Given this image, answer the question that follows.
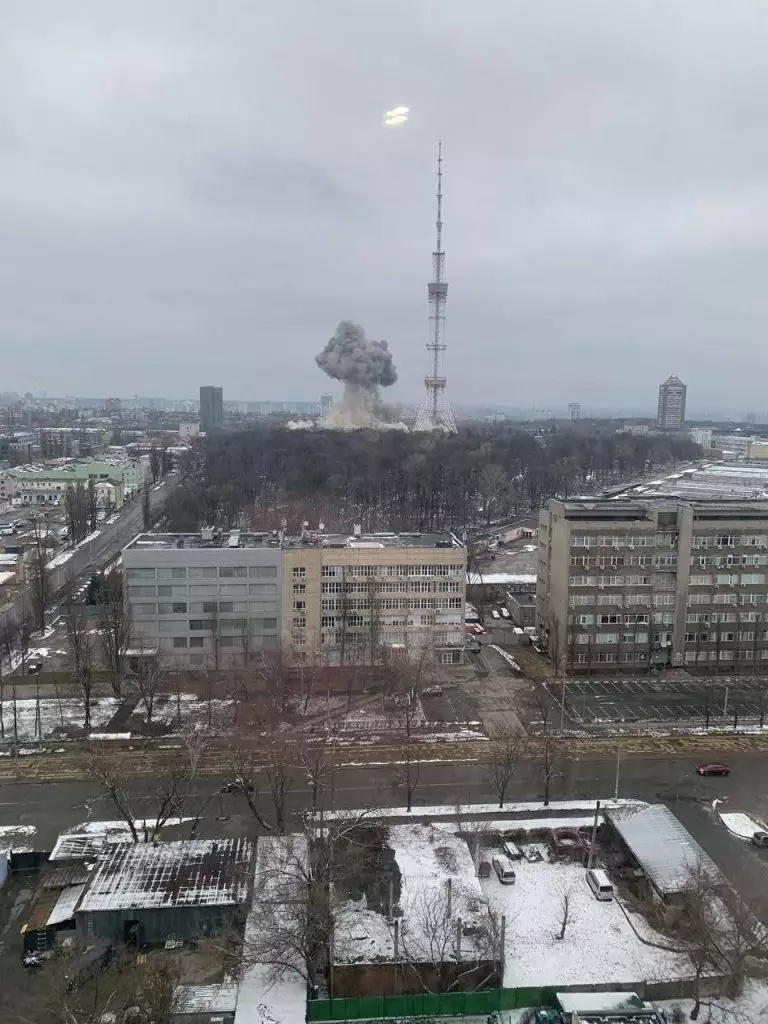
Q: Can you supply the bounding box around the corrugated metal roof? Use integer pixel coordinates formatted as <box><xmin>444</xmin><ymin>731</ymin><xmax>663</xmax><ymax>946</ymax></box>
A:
<box><xmin>172</xmin><ymin>982</ymin><xmax>239</xmax><ymax>1013</ymax></box>
<box><xmin>78</xmin><ymin>839</ymin><xmax>254</xmax><ymax>913</ymax></box>
<box><xmin>605</xmin><ymin>804</ymin><xmax>720</xmax><ymax>895</ymax></box>
<box><xmin>46</xmin><ymin>884</ymin><xmax>86</xmax><ymax>927</ymax></box>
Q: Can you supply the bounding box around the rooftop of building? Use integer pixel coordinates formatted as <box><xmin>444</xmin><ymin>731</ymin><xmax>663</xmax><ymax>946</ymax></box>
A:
<box><xmin>126</xmin><ymin>529</ymin><xmax>282</xmax><ymax>550</ymax></box>
<box><xmin>283</xmin><ymin>530</ymin><xmax>462</xmax><ymax>550</ymax></box>
<box><xmin>552</xmin><ymin>495</ymin><xmax>768</xmax><ymax>520</ymax></box>
<box><xmin>77</xmin><ymin>838</ymin><xmax>253</xmax><ymax>913</ymax></box>
<box><xmin>126</xmin><ymin>528</ymin><xmax>463</xmax><ymax>551</ymax></box>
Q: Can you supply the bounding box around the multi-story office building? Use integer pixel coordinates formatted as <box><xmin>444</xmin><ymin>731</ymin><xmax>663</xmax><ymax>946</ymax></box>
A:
<box><xmin>657</xmin><ymin>375</ymin><xmax>687</xmax><ymax>430</ymax></box>
<box><xmin>537</xmin><ymin>498</ymin><xmax>768</xmax><ymax>674</ymax></box>
<box><xmin>199</xmin><ymin>386</ymin><xmax>224</xmax><ymax>432</ymax></box>
<box><xmin>281</xmin><ymin>531</ymin><xmax>467</xmax><ymax>665</ymax></box>
<box><xmin>123</xmin><ymin>529</ymin><xmax>282</xmax><ymax>668</ymax></box>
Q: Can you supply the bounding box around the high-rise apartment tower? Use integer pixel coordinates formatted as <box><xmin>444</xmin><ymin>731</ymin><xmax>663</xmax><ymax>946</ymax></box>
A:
<box><xmin>657</xmin><ymin>375</ymin><xmax>686</xmax><ymax>430</ymax></box>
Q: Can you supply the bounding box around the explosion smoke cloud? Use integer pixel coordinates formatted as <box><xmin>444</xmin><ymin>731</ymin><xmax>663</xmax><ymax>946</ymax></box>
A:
<box><xmin>315</xmin><ymin>320</ymin><xmax>397</xmax><ymax>390</ymax></box>
<box><xmin>313</xmin><ymin>320</ymin><xmax>403</xmax><ymax>430</ymax></box>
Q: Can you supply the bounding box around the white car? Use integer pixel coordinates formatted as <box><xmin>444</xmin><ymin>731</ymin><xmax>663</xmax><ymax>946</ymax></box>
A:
<box><xmin>500</xmin><ymin>608</ymin><xmax>510</xmax><ymax>619</ymax></box>
<box><xmin>491</xmin><ymin>609</ymin><xmax>500</xmax><ymax>619</ymax></box>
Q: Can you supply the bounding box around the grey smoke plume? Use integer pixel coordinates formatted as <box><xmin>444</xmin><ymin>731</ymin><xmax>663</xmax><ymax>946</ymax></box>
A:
<box><xmin>316</xmin><ymin>320</ymin><xmax>397</xmax><ymax>389</ymax></box>
<box><xmin>315</xmin><ymin>320</ymin><xmax>401</xmax><ymax>429</ymax></box>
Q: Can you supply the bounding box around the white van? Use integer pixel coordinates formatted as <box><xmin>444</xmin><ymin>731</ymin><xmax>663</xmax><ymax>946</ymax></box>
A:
<box><xmin>492</xmin><ymin>856</ymin><xmax>516</xmax><ymax>884</ymax></box>
<box><xmin>586</xmin><ymin>868</ymin><xmax>613</xmax><ymax>901</ymax></box>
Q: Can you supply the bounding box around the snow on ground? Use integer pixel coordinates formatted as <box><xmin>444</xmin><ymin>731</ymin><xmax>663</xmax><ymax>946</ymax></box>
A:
<box><xmin>439</xmin><ymin>816</ymin><xmax>598</xmax><ymax>833</ymax></box>
<box><xmin>334</xmin><ymin>896</ymin><xmax>395</xmax><ymax>962</ymax></box>
<box><xmin>65</xmin><ymin>817</ymin><xmax>193</xmax><ymax>836</ymax></box>
<box><xmin>234</xmin><ymin>962</ymin><xmax>306</xmax><ymax>1024</ymax></box>
<box><xmin>0</xmin><ymin>697</ymin><xmax>120</xmax><ymax>740</ymax></box>
<box><xmin>719</xmin><ymin>812</ymin><xmax>766</xmax><ymax>840</ymax></box>
<box><xmin>656</xmin><ymin>980</ymin><xmax>768</xmax><ymax>1024</ymax></box>
<box><xmin>321</xmin><ymin>798</ymin><xmax>646</xmax><ymax>822</ymax></box>
<box><xmin>481</xmin><ymin>853</ymin><xmax>683</xmax><ymax>987</ymax></box>
<box><xmin>0</xmin><ymin>825</ymin><xmax>36</xmax><ymax>837</ymax></box>
<box><xmin>488</xmin><ymin>645</ymin><xmax>521</xmax><ymax>671</ymax></box>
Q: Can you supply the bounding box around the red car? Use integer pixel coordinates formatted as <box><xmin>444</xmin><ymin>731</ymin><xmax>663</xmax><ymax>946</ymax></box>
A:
<box><xmin>696</xmin><ymin>763</ymin><xmax>730</xmax><ymax>777</ymax></box>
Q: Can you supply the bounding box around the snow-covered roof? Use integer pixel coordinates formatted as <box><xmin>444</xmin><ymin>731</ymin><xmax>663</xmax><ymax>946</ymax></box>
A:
<box><xmin>467</xmin><ymin>573</ymin><xmax>536</xmax><ymax>585</ymax></box>
<box><xmin>606</xmin><ymin>804</ymin><xmax>720</xmax><ymax>896</ymax></box>
<box><xmin>172</xmin><ymin>982</ymin><xmax>239</xmax><ymax>1014</ymax></box>
<box><xmin>46</xmin><ymin>884</ymin><xmax>86</xmax><ymax>926</ymax></box>
<box><xmin>77</xmin><ymin>838</ymin><xmax>254</xmax><ymax>912</ymax></box>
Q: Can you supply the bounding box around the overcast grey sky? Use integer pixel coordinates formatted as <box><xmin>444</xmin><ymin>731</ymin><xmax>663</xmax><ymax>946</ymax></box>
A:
<box><xmin>4</xmin><ymin>1</ymin><xmax>768</xmax><ymax>412</ymax></box>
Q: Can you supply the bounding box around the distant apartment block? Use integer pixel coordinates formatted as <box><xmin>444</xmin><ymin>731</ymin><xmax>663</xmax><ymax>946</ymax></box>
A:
<box><xmin>281</xmin><ymin>531</ymin><xmax>467</xmax><ymax>666</ymax></box>
<box><xmin>656</xmin><ymin>375</ymin><xmax>687</xmax><ymax>430</ymax></box>
<box><xmin>537</xmin><ymin>497</ymin><xmax>768</xmax><ymax>674</ymax></box>
<box><xmin>123</xmin><ymin>530</ymin><xmax>282</xmax><ymax>668</ymax></box>
<box><xmin>199</xmin><ymin>385</ymin><xmax>224</xmax><ymax>432</ymax></box>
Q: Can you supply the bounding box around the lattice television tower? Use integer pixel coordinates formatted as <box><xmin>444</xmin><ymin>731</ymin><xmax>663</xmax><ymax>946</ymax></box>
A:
<box><xmin>415</xmin><ymin>142</ymin><xmax>457</xmax><ymax>433</ymax></box>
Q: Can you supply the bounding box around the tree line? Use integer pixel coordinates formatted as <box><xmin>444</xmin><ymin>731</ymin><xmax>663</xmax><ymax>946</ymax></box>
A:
<box><xmin>163</xmin><ymin>422</ymin><xmax>700</xmax><ymax>534</ymax></box>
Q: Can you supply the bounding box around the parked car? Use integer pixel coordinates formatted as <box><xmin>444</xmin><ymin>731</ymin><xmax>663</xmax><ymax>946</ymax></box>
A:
<box><xmin>502</xmin><ymin>840</ymin><xmax>523</xmax><ymax>860</ymax></box>
<box><xmin>220</xmin><ymin>777</ymin><xmax>255</xmax><ymax>794</ymax></box>
<box><xmin>26</xmin><ymin>661</ymin><xmax>43</xmax><ymax>675</ymax></box>
<box><xmin>500</xmin><ymin>608</ymin><xmax>511</xmax><ymax>619</ymax></box>
<box><xmin>696</xmin><ymin>762</ymin><xmax>730</xmax><ymax>776</ymax></box>
<box><xmin>491</xmin><ymin>855</ymin><xmax>516</xmax><ymax>884</ymax></box>
<box><xmin>752</xmin><ymin>831</ymin><xmax>768</xmax><ymax>847</ymax></box>
<box><xmin>491</xmin><ymin>609</ymin><xmax>500</xmax><ymax>620</ymax></box>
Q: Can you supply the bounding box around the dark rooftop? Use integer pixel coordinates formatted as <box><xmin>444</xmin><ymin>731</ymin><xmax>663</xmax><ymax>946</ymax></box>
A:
<box><xmin>77</xmin><ymin>838</ymin><xmax>254</xmax><ymax>912</ymax></box>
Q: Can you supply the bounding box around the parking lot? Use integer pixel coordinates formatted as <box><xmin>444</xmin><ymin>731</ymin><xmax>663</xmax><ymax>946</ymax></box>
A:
<box><xmin>550</xmin><ymin>675</ymin><xmax>768</xmax><ymax>726</ymax></box>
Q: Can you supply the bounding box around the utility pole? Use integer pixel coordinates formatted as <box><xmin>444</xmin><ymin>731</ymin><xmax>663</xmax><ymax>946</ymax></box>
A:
<box><xmin>559</xmin><ymin>680</ymin><xmax>566</xmax><ymax>734</ymax></box>
<box><xmin>588</xmin><ymin>799</ymin><xmax>601</xmax><ymax>869</ymax></box>
<box><xmin>614</xmin><ymin>746</ymin><xmax>621</xmax><ymax>800</ymax></box>
<box><xmin>723</xmin><ymin>685</ymin><xmax>729</xmax><ymax>719</ymax></box>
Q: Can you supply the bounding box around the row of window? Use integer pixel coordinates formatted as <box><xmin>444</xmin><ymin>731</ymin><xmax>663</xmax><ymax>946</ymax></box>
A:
<box><xmin>691</xmin><ymin>554</ymin><xmax>768</xmax><ymax>568</ymax></box>
<box><xmin>692</xmin><ymin>534</ymin><xmax>767</xmax><ymax>548</ymax></box>
<box><xmin>570</xmin><ymin>555</ymin><xmax>677</xmax><ymax>569</ymax></box>
<box><xmin>686</xmin><ymin>611</ymin><xmax>764</xmax><ymax>623</ymax></box>
<box><xmin>574</xmin><ymin>632</ymin><xmax>650</xmax><ymax>645</ymax></box>
<box><xmin>685</xmin><ymin>649</ymin><xmax>768</xmax><ymax>662</ymax></box>
<box><xmin>571</xmin><ymin>533</ymin><xmax>675</xmax><ymax>549</ymax></box>
<box><xmin>131</xmin><ymin>600</ymin><xmax>277</xmax><ymax>616</ymax></box>
<box><xmin>689</xmin><ymin>573</ymin><xmax>766</xmax><ymax>586</ymax></box>
<box><xmin>136</xmin><ymin>616</ymin><xmax>277</xmax><ymax>634</ymax></box>
<box><xmin>163</xmin><ymin>634</ymin><xmax>278</xmax><ymax>651</ymax></box>
<box><xmin>319</xmin><ymin>597</ymin><xmax>463</xmax><ymax>612</ymax></box>
<box><xmin>684</xmin><ymin>630</ymin><xmax>764</xmax><ymax>643</ymax></box>
<box><xmin>574</xmin><ymin>613</ymin><xmax>651</xmax><ymax>626</ymax></box>
<box><xmin>572</xmin><ymin>651</ymin><xmax>648</xmax><ymax>664</ymax></box>
<box><xmin>126</xmin><ymin>565</ymin><xmax>277</xmax><ymax>580</ymax></box>
<box><xmin>689</xmin><ymin>593</ymin><xmax>766</xmax><ymax>605</ymax></box>
<box><xmin>319</xmin><ymin>563</ymin><xmax>465</xmax><ymax>578</ymax></box>
<box><xmin>128</xmin><ymin>583</ymin><xmax>277</xmax><ymax>598</ymax></box>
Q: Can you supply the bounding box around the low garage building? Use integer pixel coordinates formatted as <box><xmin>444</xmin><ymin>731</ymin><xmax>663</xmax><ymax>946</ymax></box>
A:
<box><xmin>75</xmin><ymin>838</ymin><xmax>254</xmax><ymax>946</ymax></box>
<box><xmin>604</xmin><ymin>804</ymin><xmax>720</xmax><ymax>903</ymax></box>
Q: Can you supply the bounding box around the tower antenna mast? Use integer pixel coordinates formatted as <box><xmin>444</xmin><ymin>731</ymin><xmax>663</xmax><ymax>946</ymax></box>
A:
<box><xmin>415</xmin><ymin>141</ymin><xmax>457</xmax><ymax>432</ymax></box>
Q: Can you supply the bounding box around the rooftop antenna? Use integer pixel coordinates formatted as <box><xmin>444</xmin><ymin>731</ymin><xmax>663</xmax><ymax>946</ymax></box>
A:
<box><xmin>415</xmin><ymin>141</ymin><xmax>457</xmax><ymax>433</ymax></box>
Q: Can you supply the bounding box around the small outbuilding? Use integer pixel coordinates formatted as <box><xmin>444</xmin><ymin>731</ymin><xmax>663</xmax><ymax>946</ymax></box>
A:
<box><xmin>605</xmin><ymin>804</ymin><xmax>719</xmax><ymax>902</ymax></box>
<box><xmin>75</xmin><ymin>838</ymin><xmax>254</xmax><ymax>946</ymax></box>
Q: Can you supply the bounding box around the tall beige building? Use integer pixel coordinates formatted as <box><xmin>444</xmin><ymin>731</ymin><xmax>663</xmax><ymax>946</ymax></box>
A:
<box><xmin>281</xmin><ymin>532</ymin><xmax>466</xmax><ymax>666</ymax></box>
<box><xmin>657</xmin><ymin>374</ymin><xmax>687</xmax><ymax>430</ymax></box>
<box><xmin>537</xmin><ymin>498</ymin><xmax>768</xmax><ymax>674</ymax></box>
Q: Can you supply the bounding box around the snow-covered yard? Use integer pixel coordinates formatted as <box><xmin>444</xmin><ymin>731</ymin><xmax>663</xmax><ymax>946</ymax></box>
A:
<box><xmin>0</xmin><ymin>696</ymin><xmax>120</xmax><ymax>740</ymax></box>
<box><xmin>481</xmin><ymin>851</ymin><xmax>684</xmax><ymax>988</ymax></box>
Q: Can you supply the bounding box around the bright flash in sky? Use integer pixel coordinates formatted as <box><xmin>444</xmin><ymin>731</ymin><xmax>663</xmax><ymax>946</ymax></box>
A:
<box><xmin>383</xmin><ymin>105</ymin><xmax>409</xmax><ymax>126</ymax></box>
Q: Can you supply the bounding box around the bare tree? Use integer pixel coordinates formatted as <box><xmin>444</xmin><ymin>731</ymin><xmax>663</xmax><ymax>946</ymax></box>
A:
<box><xmin>399</xmin><ymin>883</ymin><xmax>502</xmax><ymax>993</ymax></box>
<box><xmin>63</xmin><ymin>596</ymin><xmax>95</xmax><ymax>733</ymax></box>
<box><xmin>229</xmin><ymin>737</ymin><xmax>298</xmax><ymax>833</ymax></box>
<box><xmin>555</xmin><ymin>883</ymin><xmax>573</xmax><ymax>940</ymax></box>
<box><xmin>301</xmin><ymin>745</ymin><xmax>338</xmax><ymax>816</ymax></box>
<box><xmin>486</xmin><ymin>732</ymin><xmax>523</xmax><ymax>809</ymax></box>
<box><xmin>132</xmin><ymin>650</ymin><xmax>163</xmax><ymax>725</ymax></box>
<box><xmin>88</xmin><ymin>744</ymin><xmax>199</xmax><ymax>843</ymax></box>
<box><xmin>99</xmin><ymin>567</ymin><xmax>131</xmax><ymax>699</ymax></box>
<box><xmin>29</xmin><ymin>512</ymin><xmax>54</xmax><ymax>631</ymax></box>
<box><xmin>240</xmin><ymin>833</ymin><xmax>332</xmax><ymax>994</ymax></box>
<box><xmin>536</xmin><ymin>693</ymin><xmax>561</xmax><ymax>807</ymax></box>
<box><xmin>392</xmin><ymin>734</ymin><xmax>421</xmax><ymax>813</ymax></box>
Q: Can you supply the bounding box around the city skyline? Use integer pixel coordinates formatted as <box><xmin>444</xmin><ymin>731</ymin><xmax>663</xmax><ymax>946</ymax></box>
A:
<box><xmin>6</xmin><ymin>3</ymin><xmax>768</xmax><ymax>408</ymax></box>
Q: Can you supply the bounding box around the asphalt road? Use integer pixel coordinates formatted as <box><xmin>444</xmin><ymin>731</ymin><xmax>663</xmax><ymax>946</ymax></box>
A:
<box><xmin>4</xmin><ymin>751</ymin><xmax>768</xmax><ymax>907</ymax></box>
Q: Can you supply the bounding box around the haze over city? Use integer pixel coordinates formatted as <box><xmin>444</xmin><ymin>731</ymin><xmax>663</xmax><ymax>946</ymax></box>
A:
<box><xmin>6</xmin><ymin>1</ymin><xmax>768</xmax><ymax>411</ymax></box>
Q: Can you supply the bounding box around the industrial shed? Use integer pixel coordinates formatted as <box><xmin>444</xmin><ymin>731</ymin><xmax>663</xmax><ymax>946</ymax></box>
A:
<box><xmin>605</xmin><ymin>804</ymin><xmax>720</xmax><ymax>902</ymax></box>
<box><xmin>75</xmin><ymin>838</ymin><xmax>254</xmax><ymax>946</ymax></box>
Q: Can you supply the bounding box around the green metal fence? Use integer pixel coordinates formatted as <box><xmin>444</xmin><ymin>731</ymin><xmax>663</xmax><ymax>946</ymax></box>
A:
<box><xmin>307</xmin><ymin>987</ymin><xmax>556</xmax><ymax>1021</ymax></box>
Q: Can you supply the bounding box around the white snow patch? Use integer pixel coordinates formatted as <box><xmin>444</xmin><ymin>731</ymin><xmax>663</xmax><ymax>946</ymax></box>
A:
<box><xmin>656</xmin><ymin>979</ymin><xmax>768</xmax><ymax>1024</ymax></box>
<box><xmin>719</xmin><ymin>811</ymin><xmax>766</xmax><ymax>841</ymax></box>
<box><xmin>0</xmin><ymin>697</ymin><xmax>120</xmax><ymax>741</ymax></box>
<box><xmin>488</xmin><ymin>644</ymin><xmax>522</xmax><ymax>671</ymax></box>
<box><xmin>321</xmin><ymin>798</ymin><xmax>646</xmax><ymax>822</ymax></box>
<box><xmin>482</xmin><ymin>855</ymin><xmax>683</xmax><ymax>987</ymax></box>
<box><xmin>0</xmin><ymin>824</ymin><xmax>36</xmax><ymax>837</ymax></box>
